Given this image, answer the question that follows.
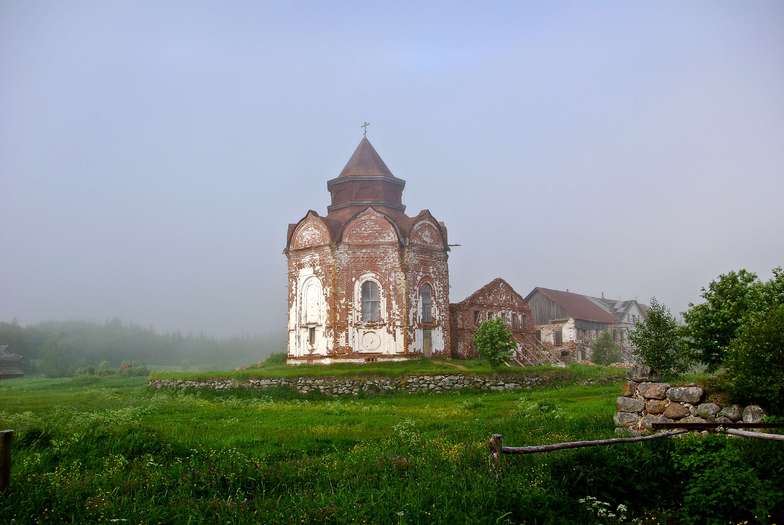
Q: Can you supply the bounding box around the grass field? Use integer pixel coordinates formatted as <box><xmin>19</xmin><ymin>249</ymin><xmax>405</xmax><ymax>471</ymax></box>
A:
<box><xmin>1</xmin><ymin>373</ymin><xmax>782</xmax><ymax>523</ymax></box>
<box><xmin>150</xmin><ymin>358</ymin><xmax>628</xmax><ymax>381</ymax></box>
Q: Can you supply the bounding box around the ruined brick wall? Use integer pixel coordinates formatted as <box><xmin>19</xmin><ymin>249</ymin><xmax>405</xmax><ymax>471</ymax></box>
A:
<box><xmin>285</xmin><ymin>138</ymin><xmax>452</xmax><ymax>364</ymax></box>
<box><xmin>405</xmin><ymin>218</ymin><xmax>451</xmax><ymax>357</ymax></box>
<box><xmin>450</xmin><ymin>279</ymin><xmax>537</xmax><ymax>359</ymax></box>
<box><xmin>286</xmin><ymin>213</ymin><xmax>336</xmax><ymax>358</ymax></box>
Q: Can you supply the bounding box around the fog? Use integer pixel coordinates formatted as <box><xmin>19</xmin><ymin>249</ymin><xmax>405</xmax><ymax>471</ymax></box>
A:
<box><xmin>2</xmin><ymin>1</ymin><xmax>782</xmax><ymax>337</ymax></box>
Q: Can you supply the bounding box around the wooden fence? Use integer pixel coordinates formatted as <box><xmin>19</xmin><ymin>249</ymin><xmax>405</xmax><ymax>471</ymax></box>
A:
<box><xmin>0</xmin><ymin>430</ymin><xmax>12</xmax><ymax>493</ymax></box>
<box><xmin>488</xmin><ymin>422</ymin><xmax>784</xmax><ymax>470</ymax></box>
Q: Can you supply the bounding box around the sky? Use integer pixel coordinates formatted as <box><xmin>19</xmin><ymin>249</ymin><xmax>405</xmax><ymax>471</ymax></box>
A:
<box><xmin>1</xmin><ymin>1</ymin><xmax>783</xmax><ymax>337</ymax></box>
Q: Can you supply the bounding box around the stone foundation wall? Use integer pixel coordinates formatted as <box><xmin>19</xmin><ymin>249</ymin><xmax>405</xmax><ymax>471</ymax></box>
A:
<box><xmin>614</xmin><ymin>379</ymin><xmax>766</xmax><ymax>433</ymax></box>
<box><xmin>149</xmin><ymin>373</ymin><xmax>609</xmax><ymax>396</ymax></box>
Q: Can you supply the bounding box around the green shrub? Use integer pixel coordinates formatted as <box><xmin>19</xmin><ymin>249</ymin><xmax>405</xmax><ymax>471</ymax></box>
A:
<box><xmin>263</xmin><ymin>352</ymin><xmax>288</xmax><ymax>366</ymax></box>
<box><xmin>726</xmin><ymin>305</ymin><xmax>784</xmax><ymax>414</ymax></box>
<box><xmin>629</xmin><ymin>298</ymin><xmax>688</xmax><ymax>376</ymax></box>
<box><xmin>118</xmin><ymin>361</ymin><xmax>149</xmax><ymax>376</ymax></box>
<box><xmin>590</xmin><ymin>332</ymin><xmax>622</xmax><ymax>365</ymax></box>
<box><xmin>473</xmin><ymin>318</ymin><xmax>516</xmax><ymax>368</ymax></box>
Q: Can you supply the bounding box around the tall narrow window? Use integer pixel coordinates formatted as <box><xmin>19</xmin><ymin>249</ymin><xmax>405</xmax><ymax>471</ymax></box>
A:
<box><xmin>473</xmin><ymin>310</ymin><xmax>480</xmax><ymax>325</ymax></box>
<box><xmin>308</xmin><ymin>327</ymin><xmax>316</xmax><ymax>346</ymax></box>
<box><xmin>554</xmin><ymin>328</ymin><xmax>563</xmax><ymax>346</ymax></box>
<box><xmin>420</xmin><ymin>284</ymin><xmax>433</xmax><ymax>323</ymax></box>
<box><xmin>361</xmin><ymin>280</ymin><xmax>381</xmax><ymax>322</ymax></box>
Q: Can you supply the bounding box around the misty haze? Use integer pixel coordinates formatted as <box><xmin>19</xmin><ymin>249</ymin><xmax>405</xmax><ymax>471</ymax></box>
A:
<box><xmin>1</xmin><ymin>2</ymin><xmax>783</xmax><ymax>524</ymax></box>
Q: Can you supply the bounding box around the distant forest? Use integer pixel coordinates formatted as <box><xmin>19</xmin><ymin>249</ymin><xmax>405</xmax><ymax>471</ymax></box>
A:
<box><xmin>0</xmin><ymin>319</ymin><xmax>284</xmax><ymax>376</ymax></box>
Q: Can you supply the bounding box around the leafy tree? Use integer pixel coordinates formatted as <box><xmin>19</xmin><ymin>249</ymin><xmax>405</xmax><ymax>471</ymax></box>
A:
<box><xmin>725</xmin><ymin>304</ymin><xmax>784</xmax><ymax>414</ymax></box>
<box><xmin>590</xmin><ymin>331</ymin><xmax>622</xmax><ymax>365</ymax></box>
<box><xmin>629</xmin><ymin>298</ymin><xmax>687</xmax><ymax>376</ymax></box>
<box><xmin>682</xmin><ymin>269</ymin><xmax>759</xmax><ymax>369</ymax></box>
<box><xmin>473</xmin><ymin>318</ymin><xmax>516</xmax><ymax>368</ymax></box>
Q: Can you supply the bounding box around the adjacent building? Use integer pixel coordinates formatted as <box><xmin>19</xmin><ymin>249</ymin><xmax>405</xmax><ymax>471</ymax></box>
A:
<box><xmin>0</xmin><ymin>345</ymin><xmax>24</xmax><ymax>379</ymax></box>
<box><xmin>449</xmin><ymin>278</ymin><xmax>542</xmax><ymax>362</ymax></box>
<box><xmin>525</xmin><ymin>287</ymin><xmax>648</xmax><ymax>361</ymax></box>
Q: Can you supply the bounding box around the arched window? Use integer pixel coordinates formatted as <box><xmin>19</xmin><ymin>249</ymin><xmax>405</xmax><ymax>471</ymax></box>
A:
<box><xmin>303</xmin><ymin>279</ymin><xmax>322</xmax><ymax>324</ymax></box>
<box><xmin>361</xmin><ymin>280</ymin><xmax>381</xmax><ymax>322</ymax></box>
<box><xmin>420</xmin><ymin>284</ymin><xmax>433</xmax><ymax>323</ymax></box>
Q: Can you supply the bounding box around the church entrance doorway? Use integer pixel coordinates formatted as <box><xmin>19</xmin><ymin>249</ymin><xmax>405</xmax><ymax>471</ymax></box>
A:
<box><xmin>422</xmin><ymin>329</ymin><xmax>432</xmax><ymax>358</ymax></box>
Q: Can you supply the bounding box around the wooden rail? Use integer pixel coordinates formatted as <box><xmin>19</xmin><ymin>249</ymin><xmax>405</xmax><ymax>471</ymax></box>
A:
<box><xmin>489</xmin><ymin>423</ymin><xmax>784</xmax><ymax>470</ymax></box>
<box><xmin>0</xmin><ymin>430</ymin><xmax>12</xmax><ymax>493</ymax></box>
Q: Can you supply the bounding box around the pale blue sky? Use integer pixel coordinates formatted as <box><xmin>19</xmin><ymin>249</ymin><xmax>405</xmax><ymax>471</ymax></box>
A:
<box><xmin>2</xmin><ymin>1</ymin><xmax>783</xmax><ymax>336</ymax></box>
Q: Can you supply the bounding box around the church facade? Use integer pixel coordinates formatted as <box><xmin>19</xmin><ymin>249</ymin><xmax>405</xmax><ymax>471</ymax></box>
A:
<box><xmin>284</xmin><ymin>137</ymin><xmax>451</xmax><ymax>363</ymax></box>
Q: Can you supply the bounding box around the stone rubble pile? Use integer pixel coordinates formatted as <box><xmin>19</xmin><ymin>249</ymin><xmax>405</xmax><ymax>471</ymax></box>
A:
<box><xmin>614</xmin><ymin>378</ymin><xmax>766</xmax><ymax>432</ymax></box>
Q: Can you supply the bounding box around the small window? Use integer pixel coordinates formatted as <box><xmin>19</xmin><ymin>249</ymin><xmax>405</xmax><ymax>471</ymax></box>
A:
<box><xmin>420</xmin><ymin>284</ymin><xmax>433</xmax><ymax>323</ymax></box>
<box><xmin>473</xmin><ymin>310</ymin><xmax>480</xmax><ymax>325</ymax></box>
<box><xmin>554</xmin><ymin>328</ymin><xmax>563</xmax><ymax>346</ymax></box>
<box><xmin>308</xmin><ymin>327</ymin><xmax>316</xmax><ymax>346</ymax></box>
<box><xmin>361</xmin><ymin>280</ymin><xmax>381</xmax><ymax>322</ymax></box>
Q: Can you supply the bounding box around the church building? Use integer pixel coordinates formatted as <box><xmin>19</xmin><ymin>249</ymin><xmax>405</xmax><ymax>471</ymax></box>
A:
<box><xmin>284</xmin><ymin>135</ymin><xmax>451</xmax><ymax>363</ymax></box>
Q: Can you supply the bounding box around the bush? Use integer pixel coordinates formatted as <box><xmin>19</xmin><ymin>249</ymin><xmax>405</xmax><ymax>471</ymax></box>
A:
<box><xmin>590</xmin><ymin>332</ymin><xmax>622</xmax><ymax>365</ymax></box>
<box><xmin>473</xmin><ymin>318</ymin><xmax>516</xmax><ymax>368</ymax></box>
<box><xmin>629</xmin><ymin>298</ymin><xmax>688</xmax><ymax>376</ymax></box>
<box><xmin>118</xmin><ymin>361</ymin><xmax>150</xmax><ymax>376</ymax></box>
<box><xmin>263</xmin><ymin>352</ymin><xmax>288</xmax><ymax>366</ymax></box>
<box><xmin>726</xmin><ymin>305</ymin><xmax>784</xmax><ymax>414</ymax></box>
<box><xmin>682</xmin><ymin>268</ymin><xmax>784</xmax><ymax>370</ymax></box>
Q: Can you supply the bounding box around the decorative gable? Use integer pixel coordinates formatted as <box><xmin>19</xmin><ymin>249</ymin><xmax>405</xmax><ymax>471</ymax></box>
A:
<box><xmin>410</xmin><ymin>221</ymin><xmax>443</xmax><ymax>249</ymax></box>
<box><xmin>342</xmin><ymin>208</ymin><xmax>399</xmax><ymax>245</ymax></box>
<box><xmin>291</xmin><ymin>214</ymin><xmax>330</xmax><ymax>250</ymax></box>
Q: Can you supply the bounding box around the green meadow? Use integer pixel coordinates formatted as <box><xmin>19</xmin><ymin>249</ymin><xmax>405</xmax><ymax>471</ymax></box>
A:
<box><xmin>1</xmin><ymin>371</ymin><xmax>782</xmax><ymax>523</ymax></box>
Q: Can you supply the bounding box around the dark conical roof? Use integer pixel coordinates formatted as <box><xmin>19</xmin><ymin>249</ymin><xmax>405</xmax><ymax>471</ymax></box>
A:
<box><xmin>339</xmin><ymin>137</ymin><xmax>394</xmax><ymax>178</ymax></box>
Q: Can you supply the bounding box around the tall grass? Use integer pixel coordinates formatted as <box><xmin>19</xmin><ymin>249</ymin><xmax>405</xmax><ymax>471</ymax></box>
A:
<box><xmin>1</xmin><ymin>376</ymin><xmax>782</xmax><ymax>523</ymax></box>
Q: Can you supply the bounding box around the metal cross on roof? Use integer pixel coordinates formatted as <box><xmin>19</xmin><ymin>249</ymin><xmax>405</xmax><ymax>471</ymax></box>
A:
<box><xmin>361</xmin><ymin>121</ymin><xmax>370</xmax><ymax>137</ymax></box>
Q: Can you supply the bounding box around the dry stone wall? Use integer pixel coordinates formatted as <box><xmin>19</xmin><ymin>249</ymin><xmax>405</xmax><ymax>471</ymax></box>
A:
<box><xmin>149</xmin><ymin>373</ymin><xmax>611</xmax><ymax>396</ymax></box>
<box><xmin>615</xmin><ymin>379</ymin><xmax>766</xmax><ymax>433</ymax></box>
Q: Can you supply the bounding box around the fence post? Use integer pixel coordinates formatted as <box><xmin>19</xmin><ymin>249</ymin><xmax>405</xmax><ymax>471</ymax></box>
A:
<box><xmin>488</xmin><ymin>433</ymin><xmax>503</xmax><ymax>472</ymax></box>
<box><xmin>0</xmin><ymin>429</ymin><xmax>12</xmax><ymax>493</ymax></box>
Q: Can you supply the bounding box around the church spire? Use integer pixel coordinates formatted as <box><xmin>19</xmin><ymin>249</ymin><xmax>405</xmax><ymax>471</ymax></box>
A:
<box><xmin>338</xmin><ymin>136</ymin><xmax>394</xmax><ymax>178</ymax></box>
<box><xmin>327</xmin><ymin>136</ymin><xmax>406</xmax><ymax>212</ymax></box>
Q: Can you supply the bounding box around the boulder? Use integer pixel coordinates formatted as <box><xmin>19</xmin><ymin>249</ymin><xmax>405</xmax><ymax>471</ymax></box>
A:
<box><xmin>641</xmin><ymin>414</ymin><xmax>673</xmax><ymax>430</ymax></box>
<box><xmin>679</xmin><ymin>416</ymin><xmax>707</xmax><ymax>424</ymax></box>
<box><xmin>614</xmin><ymin>412</ymin><xmax>640</xmax><ymax>427</ymax></box>
<box><xmin>621</xmin><ymin>381</ymin><xmax>638</xmax><ymax>397</ymax></box>
<box><xmin>628</xmin><ymin>365</ymin><xmax>659</xmax><ymax>382</ymax></box>
<box><xmin>718</xmin><ymin>404</ymin><xmax>742</xmax><ymax>422</ymax></box>
<box><xmin>742</xmin><ymin>405</ymin><xmax>766</xmax><ymax>423</ymax></box>
<box><xmin>663</xmin><ymin>403</ymin><xmax>690</xmax><ymax>419</ymax></box>
<box><xmin>695</xmin><ymin>403</ymin><xmax>721</xmax><ymax>420</ymax></box>
<box><xmin>638</xmin><ymin>382</ymin><xmax>670</xmax><ymax>400</ymax></box>
<box><xmin>667</xmin><ymin>386</ymin><xmax>703</xmax><ymax>404</ymax></box>
<box><xmin>616</xmin><ymin>396</ymin><xmax>645</xmax><ymax>413</ymax></box>
<box><xmin>646</xmin><ymin>399</ymin><xmax>668</xmax><ymax>415</ymax></box>
<box><xmin>715</xmin><ymin>416</ymin><xmax>733</xmax><ymax>424</ymax></box>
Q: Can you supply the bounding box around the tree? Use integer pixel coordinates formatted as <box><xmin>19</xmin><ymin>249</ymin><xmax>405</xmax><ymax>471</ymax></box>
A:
<box><xmin>682</xmin><ymin>269</ymin><xmax>759</xmax><ymax>369</ymax></box>
<box><xmin>726</xmin><ymin>304</ymin><xmax>784</xmax><ymax>414</ymax></box>
<box><xmin>473</xmin><ymin>318</ymin><xmax>516</xmax><ymax>368</ymax></box>
<box><xmin>590</xmin><ymin>331</ymin><xmax>622</xmax><ymax>365</ymax></box>
<box><xmin>629</xmin><ymin>298</ymin><xmax>687</xmax><ymax>376</ymax></box>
